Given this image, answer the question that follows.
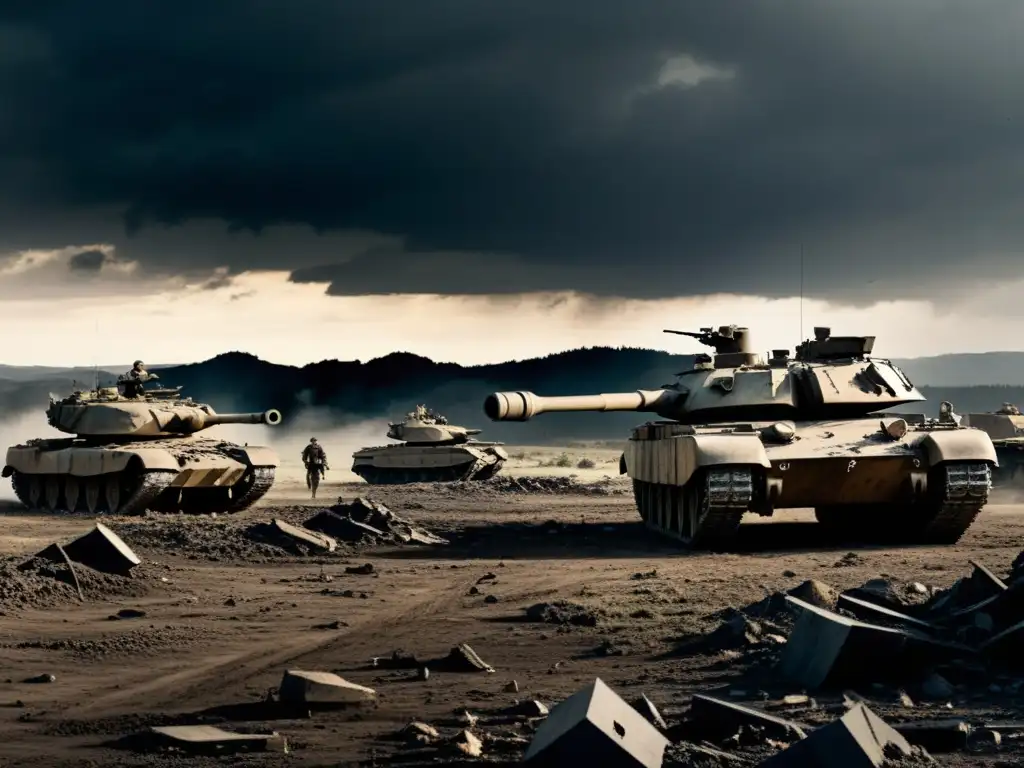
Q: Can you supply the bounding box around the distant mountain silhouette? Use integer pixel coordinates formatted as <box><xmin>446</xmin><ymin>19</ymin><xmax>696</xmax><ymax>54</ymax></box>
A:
<box><xmin>2</xmin><ymin>349</ymin><xmax>1023</xmax><ymax>442</ymax></box>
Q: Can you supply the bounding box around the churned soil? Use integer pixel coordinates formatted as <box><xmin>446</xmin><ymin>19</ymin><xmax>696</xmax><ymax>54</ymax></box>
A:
<box><xmin>0</xmin><ymin>466</ymin><xmax>1021</xmax><ymax>767</ymax></box>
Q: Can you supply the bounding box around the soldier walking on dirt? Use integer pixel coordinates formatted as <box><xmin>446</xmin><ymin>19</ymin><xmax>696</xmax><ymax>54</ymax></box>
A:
<box><xmin>302</xmin><ymin>437</ymin><xmax>328</xmax><ymax>499</ymax></box>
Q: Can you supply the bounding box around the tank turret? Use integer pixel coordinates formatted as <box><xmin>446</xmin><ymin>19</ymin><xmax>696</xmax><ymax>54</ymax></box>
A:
<box><xmin>4</xmin><ymin>381</ymin><xmax>283</xmax><ymax>517</ymax></box>
<box><xmin>486</xmin><ymin>326</ymin><xmax>922</xmax><ymax>425</ymax></box>
<box><xmin>385</xmin><ymin>407</ymin><xmax>481</xmax><ymax>445</ymax></box>
<box><xmin>960</xmin><ymin>404</ymin><xmax>1024</xmax><ymax>488</ymax></box>
<box><xmin>45</xmin><ymin>386</ymin><xmax>282</xmax><ymax>438</ymax></box>
<box><xmin>482</xmin><ymin>324</ymin><xmax>996</xmax><ymax>551</ymax></box>
<box><xmin>352</xmin><ymin>404</ymin><xmax>507</xmax><ymax>484</ymax></box>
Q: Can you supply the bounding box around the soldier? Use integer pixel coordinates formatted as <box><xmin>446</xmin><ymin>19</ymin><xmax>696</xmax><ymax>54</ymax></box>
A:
<box><xmin>301</xmin><ymin>437</ymin><xmax>328</xmax><ymax>499</ymax></box>
<box><xmin>119</xmin><ymin>360</ymin><xmax>159</xmax><ymax>398</ymax></box>
<box><xmin>415</xmin><ymin>404</ymin><xmax>428</xmax><ymax>419</ymax></box>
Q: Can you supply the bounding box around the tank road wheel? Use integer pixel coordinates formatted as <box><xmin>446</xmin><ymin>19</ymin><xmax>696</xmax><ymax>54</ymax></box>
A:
<box><xmin>10</xmin><ymin>472</ymin><xmax>36</xmax><ymax>509</ymax></box>
<box><xmin>897</xmin><ymin>461</ymin><xmax>992</xmax><ymax>545</ymax></box>
<box><xmin>104</xmin><ymin>476</ymin><xmax>121</xmax><ymax>514</ymax></box>
<box><xmin>43</xmin><ymin>476</ymin><xmax>62</xmax><ymax>512</ymax></box>
<box><xmin>632</xmin><ymin>469</ymin><xmax>752</xmax><ymax>550</ymax></box>
<box><xmin>64</xmin><ymin>477</ymin><xmax>81</xmax><ymax>512</ymax></box>
<box><xmin>97</xmin><ymin>467</ymin><xmax>177</xmax><ymax>516</ymax></box>
<box><xmin>84</xmin><ymin>479</ymin><xmax>101</xmax><ymax>513</ymax></box>
<box><xmin>26</xmin><ymin>475</ymin><xmax>42</xmax><ymax>507</ymax></box>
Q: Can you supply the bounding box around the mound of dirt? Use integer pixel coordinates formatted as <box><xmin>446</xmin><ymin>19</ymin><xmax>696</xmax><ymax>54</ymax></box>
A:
<box><xmin>112</xmin><ymin>518</ymin><xmax>312</xmax><ymax>562</ymax></box>
<box><xmin>525</xmin><ymin>600</ymin><xmax>602</xmax><ymax>627</ymax></box>
<box><xmin>433</xmin><ymin>475</ymin><xmax>630</xmax><ymax>497</ymax></box>
<box><xmin>0</xmin><ymin>555</ymin><xmax>155</xmax><ymax>613</ymax></box>
<box><xmin>14</xmin><ymin>625</ymin><xmax>217</xmax><ymax>660</ymax></box>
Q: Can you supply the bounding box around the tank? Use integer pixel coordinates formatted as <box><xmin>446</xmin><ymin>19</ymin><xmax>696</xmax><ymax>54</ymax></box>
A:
<box><xmin>483</xmin><ymin>325</ymin><xmax>998</xmax><ymax>549</ymax></box>
<box><xmin>351</xmin><ymin>404</ymin><xmax>508</xmax><ymax>483</ymax></box>
<box><xmin>961</xmin><ymin>404</ymin><xmax>1024</xmax><ymax>488</ymax></box>
<box><xmin>2</xmin><ymin>382</ymin><xmax>283</xmax><ymax>515</ymax></box>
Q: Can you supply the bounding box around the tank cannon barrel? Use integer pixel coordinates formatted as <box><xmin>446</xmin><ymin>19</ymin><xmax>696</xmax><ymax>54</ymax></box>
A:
<box><xmin>203</xmin><ymin>409</ymin><xmax>283</xmax><ymax>427</ymax></box>
<box><xmin>484</xmin><ymin>390</ymin><xmax>676</xmax><ymax>422</ymax></box>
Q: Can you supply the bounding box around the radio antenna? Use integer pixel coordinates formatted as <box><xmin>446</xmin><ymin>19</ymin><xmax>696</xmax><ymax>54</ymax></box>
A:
<box><xmin>799</xmin><ymin>243</ymin><xmax>804</xmax><ymax>342</ymax></box>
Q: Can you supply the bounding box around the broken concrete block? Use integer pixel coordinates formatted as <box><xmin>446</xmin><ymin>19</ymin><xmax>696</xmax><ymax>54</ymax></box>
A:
<box><xmin>303</xmin><ymin>510</ymin><xmax>385</xmax><ymax>542</ymax></box>
<box><xmin>836</xmin><ymin>594</ymin><xmax>937</xmax><ymax>632</ymax></box>
<box><xmin>523</xmin><ymin>677</ymin><xmax>669</xmax><ymax>767</ymax></box>
<box><xmin>759</xmin><ymin>703</ymin><xmax>915</xmax><ymax>767</ymax></box>
<box><xmin>270</xmin><ymin>519</ymin><xmax>336</xmax><ymax>552</ymax></box>
<box><xmin>278</xmin><ymin>669</ymin><xmax>375</xmax><ymax>706</ymax></box>
<box><xmin>148</xmin><ymin>725</ymin><xmax>287</xmax><ymax>754</ymax></box>
<box><xmin>62</xmin><ymin>522</ymin><xmax>140</xmax><ymax>576</ymax></box>
<box><xmin>401</xmin><ymin>721</ymin><xmax>440</xmax><ymax>745</ymax></box>
<box><xmin>893</xmin><ymin>719</ymin><xmax>971</xmax><ymax>752</ymax></box>
<box><xmin>778</xmin><ymin>596</ymin><xmax>967</xmax><ymax>689</ymax></box>
<box><xmin>689</xmin><ymin>694</ymin><xmax>806</xmax><ymax>743</ymax></box>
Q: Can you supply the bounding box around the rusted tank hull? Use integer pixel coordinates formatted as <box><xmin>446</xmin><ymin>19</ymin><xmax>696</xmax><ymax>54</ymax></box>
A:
<box><xmin>2</xmin><ymin>437</ymin><xmax>278</xmax><ymax>515</ymax></box>
<box><xmin>623</xmin><ymin>418</ymin><xmax>997</xmax><ymax>549</ymax></box>
<box><xmin>351</xmin><ymin>443</ymin><xmax>507</xmax><ymax>484</ymax></box>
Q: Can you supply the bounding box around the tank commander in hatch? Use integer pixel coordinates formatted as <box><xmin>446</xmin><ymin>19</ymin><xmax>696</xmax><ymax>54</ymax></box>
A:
<box><xmin>118</xmin><ymin>360</ymin><xmax>159</xmax><ymax>398</ymax></box>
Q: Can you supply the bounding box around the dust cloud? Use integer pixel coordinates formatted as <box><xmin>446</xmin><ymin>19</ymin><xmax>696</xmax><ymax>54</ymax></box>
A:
<box><xmin>180</xmin><ymin>407</ymin><xmax>392</xmax><ymax>482</ymax></box>
<box><xmin>0</xmin><ymin>409</ymin><xmax>66</xmax><ymax>500</ymax></box>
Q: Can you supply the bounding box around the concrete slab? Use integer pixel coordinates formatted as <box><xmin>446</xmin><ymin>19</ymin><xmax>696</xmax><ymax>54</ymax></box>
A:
<box><xmin>149</xmin><ymin>725</ymin><xmax>287</xmax><ymax>754</ymax></box>
<box><xmin>523</xmin><ymin>677</ymin><xmax>669</xmax><ymax>767</ymax></box>
<box><xmin>759</xmin><ymin>703</ymin><xmax>915</xmax><ymax>767</ymax></box>
<box><xmin>278</xmin><ymin>669</ymin><xmax>376</xmax><ymax>706</ymax></box>
<box><xmin>689</xmin><ymin>694</ymin><xmax>807</xmax><ymax>743</ymax></box>
<box><xmin>63</xmin><ymin>522</ymin><xmax>140</xmax><ymax>576</ymax></box>
<box><xmin>303</xmin><ymin>510</ymin><xmax>385</xmax><ymax>542</ymax></box>
<box><xmin>270</xmin><ymin>519</ymin><xmax>337</xmax><ymax>552</ymax></box>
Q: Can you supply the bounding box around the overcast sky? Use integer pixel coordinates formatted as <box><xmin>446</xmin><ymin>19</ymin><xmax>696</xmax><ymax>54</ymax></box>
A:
<box><xmin>2</xmin><ymin>2</ymin><xmax>1024</xmax><ymax>366</ymax></box>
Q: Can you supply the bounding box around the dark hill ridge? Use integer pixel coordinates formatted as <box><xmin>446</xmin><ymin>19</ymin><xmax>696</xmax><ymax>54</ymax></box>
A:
<box><xmin>3</xmin><ymin>348</ymin><xmax>1024</xmax><ymax>442</ymax></box>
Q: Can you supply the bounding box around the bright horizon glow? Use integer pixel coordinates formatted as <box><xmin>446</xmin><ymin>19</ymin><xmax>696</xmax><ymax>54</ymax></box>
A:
<box><xmin>3</xmin><ymin>246</ymin><xmax>1024</xmax><ymax>368</ymax></box>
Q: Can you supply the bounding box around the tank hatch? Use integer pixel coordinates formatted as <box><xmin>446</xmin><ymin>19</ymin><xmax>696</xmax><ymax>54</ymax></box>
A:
<box><xmin>664</xmin><ymin>324</ymin><xmax>762</xmax><ymax>369</ymax></box>
<box><xmin>795</xmin><ymin>326</ymin><xmax>875</xmax><ymax>362</ymax></box>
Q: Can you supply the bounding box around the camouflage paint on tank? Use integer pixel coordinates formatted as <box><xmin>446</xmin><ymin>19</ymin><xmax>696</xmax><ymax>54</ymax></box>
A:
<box><xmin>2</xmin><ymin>384</ymin><xmax>283</xmax><ymax>515</ymax></box>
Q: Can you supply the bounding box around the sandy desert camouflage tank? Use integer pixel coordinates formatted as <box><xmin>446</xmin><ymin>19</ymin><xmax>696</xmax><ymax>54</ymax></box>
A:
<box><xmin>961</xmin><ymin>404</ymin><xmax>1024</xmax><ymax>488</ymax></box>
<box><xmin>351</xmin><ymin>404</ymin><xmax>507</xmax><ymax>484</ymax></box>
<box><xmin>2</xmin><ymin>382</ymin><xmax>283</xmax><ymax>515</ymax></box>
<box><xmin>484</xmin><ymin>325</ymin><xmax>998</xmax><ymax>550</ymax></box>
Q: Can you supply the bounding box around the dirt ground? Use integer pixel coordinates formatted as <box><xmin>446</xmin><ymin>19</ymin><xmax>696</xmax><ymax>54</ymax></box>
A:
<box><xmin>1</xmin><ymin>449</ymin><xmax>1023</xmax><ymax>767</ymax></box>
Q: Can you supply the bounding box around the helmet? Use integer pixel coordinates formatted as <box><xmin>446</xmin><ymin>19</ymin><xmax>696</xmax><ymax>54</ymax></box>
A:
<box><xmin>310</xmin><ymin>437</ymin><xmax>317</xmax><ymax>443</ymax></box>
<box><xmin>133</xmin><ymin>360</ymin><xmax>143</xmax><ymax>367</ymax></box>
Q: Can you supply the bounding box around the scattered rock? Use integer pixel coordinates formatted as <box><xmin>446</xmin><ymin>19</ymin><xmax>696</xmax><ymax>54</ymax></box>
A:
<box><xmin>525</xmin><ymin>601</ymin><xmax>601</xmax><ymax>627</ymax></box>
<box><xmin>278</xmin><ymin>669</ymin><xmax>376</xmax><ymax>706</ymax></box>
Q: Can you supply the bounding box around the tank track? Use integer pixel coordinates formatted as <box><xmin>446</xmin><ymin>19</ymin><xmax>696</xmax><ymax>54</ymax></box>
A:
<box><xmin>353</xmin><ymin>459</ymin><xmax>505</xmax><ymax>485</ymax></box>
<box><xmin>633</xmin><ymin>467</ymin><xmax>752</xmax><ymax>550</ymax></box>
<box><xmin>9</xmin><ymin>469</ymin><xmax>176</xmax><ymax>516</ymax></box>
<box><xmin>913</xmin><ymin>461</ymin><xmax>991</xmax><ymax>545</ymax></box>
<box><xmin>149</xmin><ymin>466</ymin><xmax>277</xmax><ymax>515</ymax></box>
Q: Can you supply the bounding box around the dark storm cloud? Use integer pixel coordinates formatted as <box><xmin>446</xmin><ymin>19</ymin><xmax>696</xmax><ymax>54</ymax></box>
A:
<box><xmin>3</xmin><ymin>1</ymin><xmax>1024</xmax><ymax>301</ymax></box>
<box><xmin>67</xmin><ymin>249</ymin><xmax>105</xmax><ymax>272</ymax></box>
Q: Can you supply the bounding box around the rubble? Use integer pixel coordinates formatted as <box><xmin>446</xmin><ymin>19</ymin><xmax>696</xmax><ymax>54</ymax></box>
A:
<box><xmin>688</xmin><ymin>694</ymin><xmax>807</xmax><ymax>744</ymax></box>
<box><xmin>525</xmin><ymin>600</ymin><xmax>602</xmax><ymax>627</ymax></box>
<box><xmin>777</xmin><ymin>596</ymin><xmax>967</xmax><ymax>689</ymax></box>
<box><xmin>60</xmin><ymin>522</ymin><xmax>141</xmax><ymax>577</ymax></box>
<box><xmin>322</xmin><ymin>497</ymin><xmax>448</xmax><ymax>545</ymax></box>
<box><xmin>759</xmin><ymin>703</ymin><xmax>923</xmax><ymax>767</ymax></box>
<box><xmin>523</xmin><ymin>677</ymin><xmax>669</xmax><ymax>767</ymax></box>
<box><xmin>278</xmin><ymin>669</ymin><xmax>376</xmax><ymax>706</ymax></box>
